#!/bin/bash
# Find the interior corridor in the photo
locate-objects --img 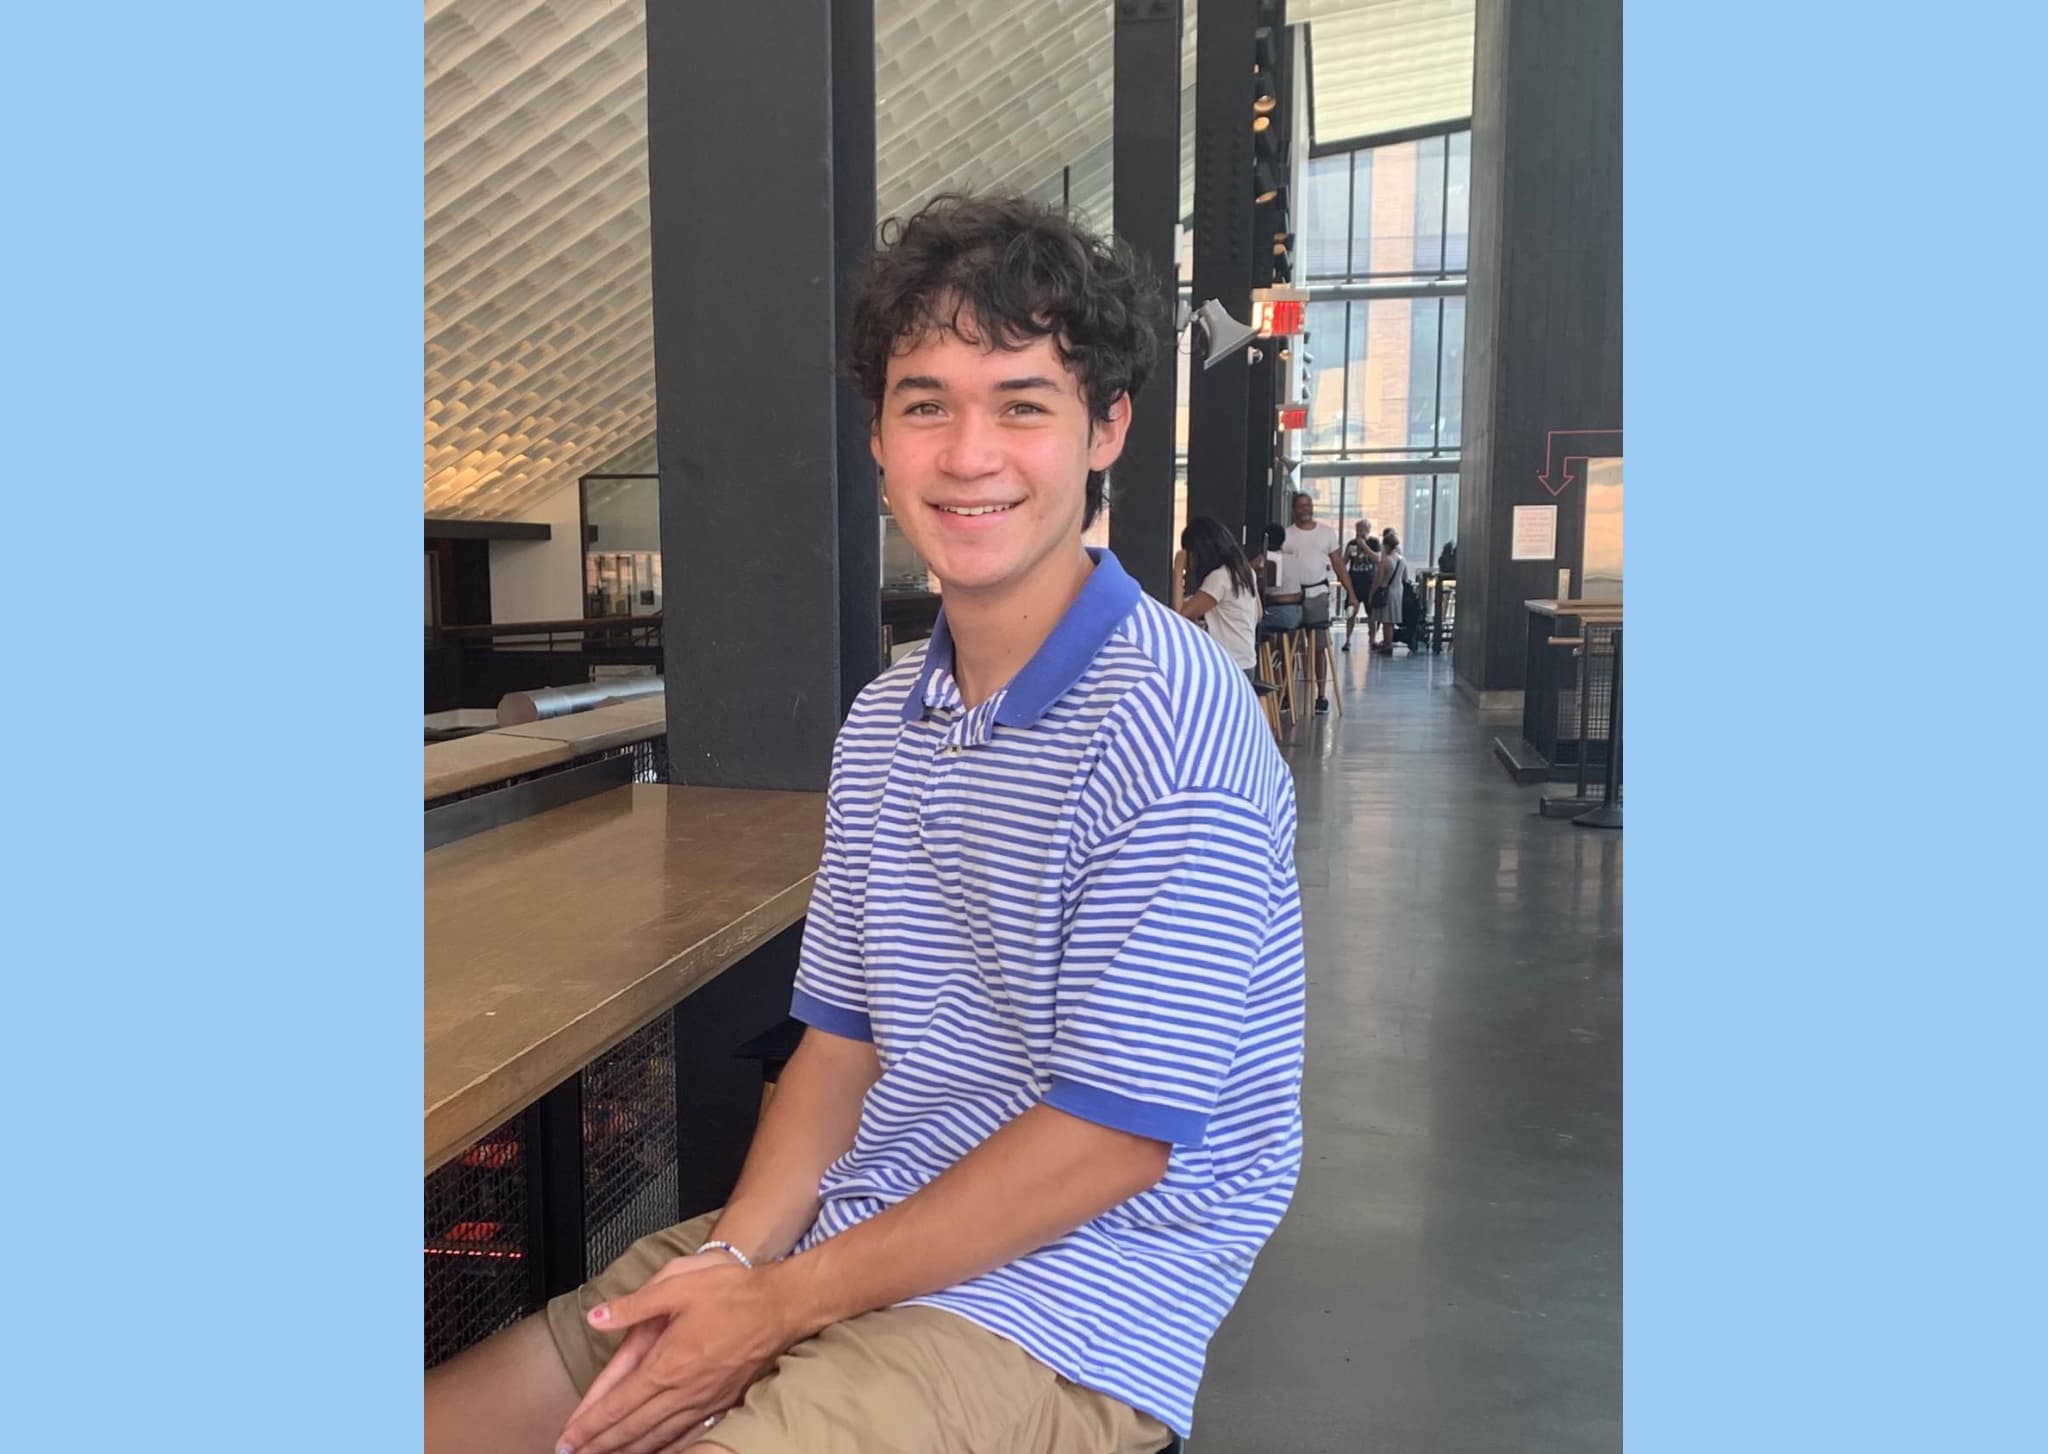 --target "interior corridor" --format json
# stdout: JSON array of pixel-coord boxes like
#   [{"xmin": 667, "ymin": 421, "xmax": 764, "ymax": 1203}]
[{"xmin": 1193, "ymin": 647, "xmax": 1623, "ymax": 1452}]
